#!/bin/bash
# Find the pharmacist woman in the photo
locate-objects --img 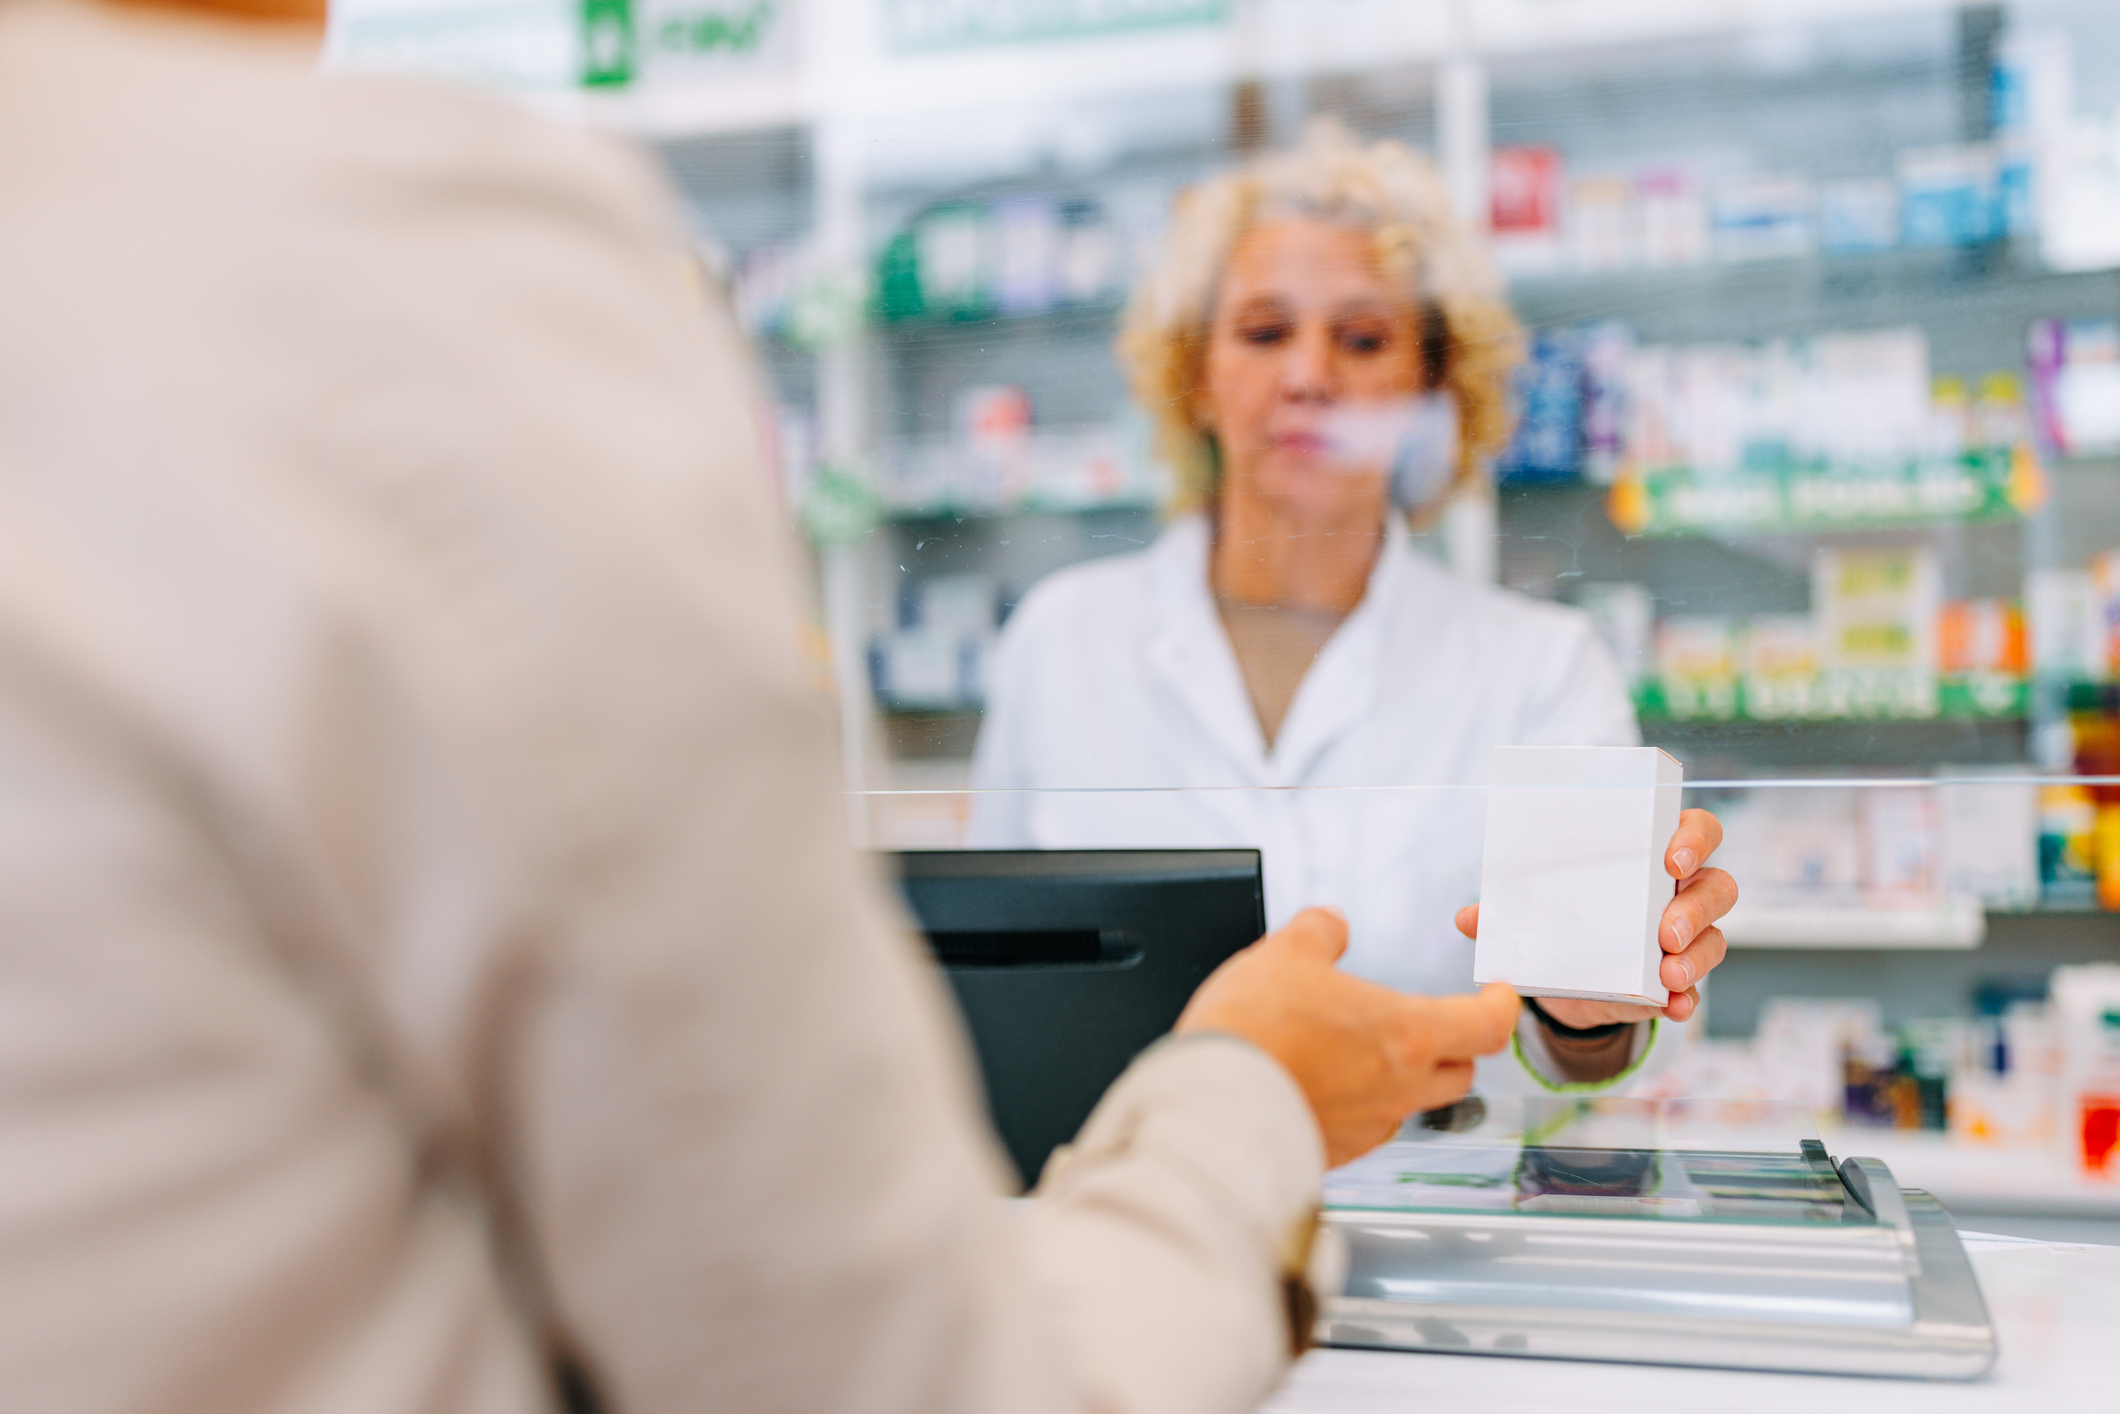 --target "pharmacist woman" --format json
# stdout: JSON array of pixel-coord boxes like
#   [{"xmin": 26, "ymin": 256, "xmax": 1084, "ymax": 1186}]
[{"xmin": 967, "ymin": 121, "xmax": 1738, "ymax": 1093}]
